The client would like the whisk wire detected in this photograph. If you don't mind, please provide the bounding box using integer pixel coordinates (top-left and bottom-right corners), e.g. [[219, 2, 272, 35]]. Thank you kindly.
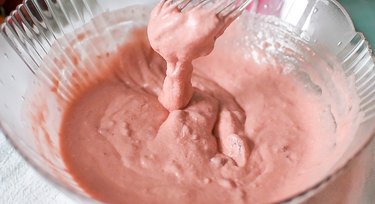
[[174, 0, 254, 19]]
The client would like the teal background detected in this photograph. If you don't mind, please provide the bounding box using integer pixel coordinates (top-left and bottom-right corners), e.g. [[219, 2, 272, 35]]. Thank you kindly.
[[340, 0, 375, 49]]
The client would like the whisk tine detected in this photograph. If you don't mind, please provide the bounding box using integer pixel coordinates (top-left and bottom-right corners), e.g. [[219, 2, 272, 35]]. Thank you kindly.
[[196, 0, 211, 8], [238, 0, 254, 12], [219, 0, 254, 19], [217, 1, 237, 15], [178, 0, 193, 10], [175, 0, 254, 19]]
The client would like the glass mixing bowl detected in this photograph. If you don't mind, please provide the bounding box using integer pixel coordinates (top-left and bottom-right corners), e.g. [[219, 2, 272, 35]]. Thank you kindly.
[[1, 0, 375, 203]]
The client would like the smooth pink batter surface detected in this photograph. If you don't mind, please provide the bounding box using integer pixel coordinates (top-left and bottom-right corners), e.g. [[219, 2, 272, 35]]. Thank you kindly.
[[59, 3, 347, 204]]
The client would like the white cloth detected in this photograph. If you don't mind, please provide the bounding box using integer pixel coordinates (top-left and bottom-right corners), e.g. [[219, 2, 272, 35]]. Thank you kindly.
[[0, 132, 74, 204]]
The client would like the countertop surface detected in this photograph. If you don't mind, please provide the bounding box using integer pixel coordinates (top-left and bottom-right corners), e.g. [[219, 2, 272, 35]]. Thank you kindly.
[[0, 133, 74, 204], [340, 0, 375, 48]]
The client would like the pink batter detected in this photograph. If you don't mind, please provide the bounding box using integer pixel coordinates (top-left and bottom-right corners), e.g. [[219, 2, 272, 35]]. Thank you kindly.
[[59, 2, 347, 204], [148, 0, 250, 166], [148, 0, 235, 111]]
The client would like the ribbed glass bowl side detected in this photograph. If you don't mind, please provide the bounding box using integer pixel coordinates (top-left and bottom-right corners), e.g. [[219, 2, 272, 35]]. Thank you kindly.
[[1, 0, 375, 203]]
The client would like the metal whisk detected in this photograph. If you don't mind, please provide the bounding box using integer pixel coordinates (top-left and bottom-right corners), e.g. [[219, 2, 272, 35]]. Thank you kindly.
[[166, 0, 255, 20]]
